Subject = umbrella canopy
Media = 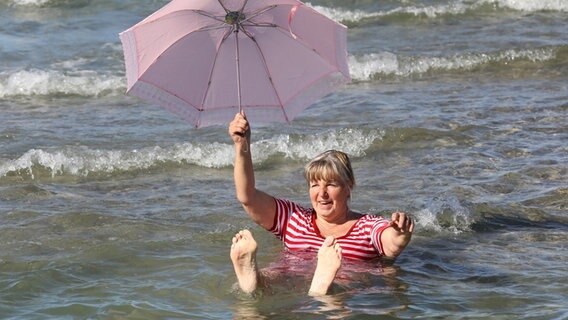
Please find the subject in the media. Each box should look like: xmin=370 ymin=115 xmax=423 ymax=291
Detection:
xmin=120 ymin=0 xmax=350 ymax=128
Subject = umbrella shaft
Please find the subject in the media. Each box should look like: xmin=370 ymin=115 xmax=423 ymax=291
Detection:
xmin=235 ymin=29 xmax=242 ymax=114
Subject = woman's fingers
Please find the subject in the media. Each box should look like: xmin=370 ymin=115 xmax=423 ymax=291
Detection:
xmin=229 ymin=113 xmax=249 ymax=138
xmin=390 ymin=211 xmax=413 ymax=233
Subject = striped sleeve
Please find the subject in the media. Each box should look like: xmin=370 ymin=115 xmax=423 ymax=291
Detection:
xmin=370 ymin=217 xmax=391 ymax=256
xmin=268 ymin=198 xmax=300 ymax=241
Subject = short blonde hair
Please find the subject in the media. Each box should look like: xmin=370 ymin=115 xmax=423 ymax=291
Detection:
xmin=304 ymin=150 xmax=355 ymax=189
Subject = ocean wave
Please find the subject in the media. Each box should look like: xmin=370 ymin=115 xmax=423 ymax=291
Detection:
xmin=311 ymin=2 xmax=471 ymax=23
xmin=414 ymin=195 xmax=475 ymax=234
xmin=0 ymin=128 xmax=383 ymax=179
xmin=4 ymin=0 xmax=92 ymax=7
xmin=0 ymin=69 xmax=124 ymax=98
xmin=310 ymin=0 xmax=567 ymax=25
xmin=1 ymin=46 xmax=557 ymax=98
xmin=7 ymin=0 xmax=566 ymax=16
xmin=348 ymin=47 xmax=558 ymax=81
xmin=5 ymin=0 xmax=51 ymax=5
xmin=491 ymin=0 xmax=568 ymax=12
xmin=412 ymin=192 xmax=568 ymax=235
xmin=0 ymin=144 xmax=230 ymax=179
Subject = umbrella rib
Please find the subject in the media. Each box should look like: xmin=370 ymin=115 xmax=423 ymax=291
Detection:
xmin=240 ymin=28 xmax=289 ymax=122
xmin=245 ymin=5 xmax=338 ymax=73
xmin=134 ymin=9 xmax=225 ymax=34
xmin=216 ymin=0 xmax=230 ymax=13
xmin=238 ymin=0 xmax=250 ymax=12
xmin=199 ymin=27 xmax=235 ymax=111
xmin=197 ymin=24 xmax=230 ymax=32
xmin=193 ymin=9 xmax=225 ymax=23
xmin=272 ymin=24 xmax=340 ymax=73
xmin=241 ymin=5 xmax=277 ymax=23
xmin=238 ymin=4 xmax=340 ymax=70
xmin=241 ymin=22 xmax=277 ymax=28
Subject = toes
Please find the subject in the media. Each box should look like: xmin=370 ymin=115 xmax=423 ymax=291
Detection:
xmin=240 ymin=229 xmax=253 ymax=238
xmin=332 ymin=243 xmax=342 ymax=259
xmin=323 ymin=236 xmax=335 ymax=247
xmin=232 ymin=230 xmax=255 ymax=246
xmin=232 ymin=231 xmax=244 ymax=245
xmin=235 ymin=229 xmax=248 ymax=239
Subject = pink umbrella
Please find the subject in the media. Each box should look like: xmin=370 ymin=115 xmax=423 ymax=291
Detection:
xmin=119 ymin=0 xmax=350 ymax=128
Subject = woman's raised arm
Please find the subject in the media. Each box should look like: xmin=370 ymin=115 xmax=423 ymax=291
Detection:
xmin=229 ymin=113 xmax=276 ymax=230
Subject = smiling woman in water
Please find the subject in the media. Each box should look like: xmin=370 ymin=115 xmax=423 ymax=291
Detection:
xmin=228 ymin=112 xmax=414 ymax=296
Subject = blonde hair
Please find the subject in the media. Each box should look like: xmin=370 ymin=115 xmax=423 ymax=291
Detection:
xmin=304 ymin=150 xmax=355 ymax=189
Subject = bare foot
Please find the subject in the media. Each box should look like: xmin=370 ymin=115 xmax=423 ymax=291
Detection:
xmin=230 ymin=229 xmax=259 ymax=294
xmin=309 ymin=236 xmax=342 ymax=296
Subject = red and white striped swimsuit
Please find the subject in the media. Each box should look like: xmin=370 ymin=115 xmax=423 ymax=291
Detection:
xmin=268 ymin=198 xmax=391 ymax=261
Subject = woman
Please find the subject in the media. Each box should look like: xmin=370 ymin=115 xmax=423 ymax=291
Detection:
xmin=228 ymin=113 xmax=414 ymax=296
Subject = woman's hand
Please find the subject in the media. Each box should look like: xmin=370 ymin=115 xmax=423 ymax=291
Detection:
xmin=382 ymin=211 xmax=414 ymax=258
xmin=228 ymin=112 xmax=250 ymax=146
xmin=389 ymin=211 xmax=414 ymax=235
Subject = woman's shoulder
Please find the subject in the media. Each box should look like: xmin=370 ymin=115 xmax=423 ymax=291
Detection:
xmin=274 ymin=197 xmax=314 ymax=216
xmin=356 ymin=212 xmax=389 ymax=226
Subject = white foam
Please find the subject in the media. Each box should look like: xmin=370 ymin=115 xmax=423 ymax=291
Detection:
xmin=414 ymin=195 xmax=474 ymax=234
xmin=389 ymin=2 xmax=471 ymax=18
xmin=0 ymin=129 xmax=383 ymax=178
xmin=253 ymin=128 xmax=384 ymax=163
xmin=0 ymin=69 xmax=124 ymax=98
xmin=489 ymin=0 xmax=568 ymax=12
xmin=309 ymin=2 xmax=470 ymax=22
xmin=8 ymin=0 xmax=51 ymax=6
xmin=309 ymin=0 xmax=567 ymax=25
xmin=348 ymin=52 xmax=400 ymax=81
xmin=6 ymin=0 xmax=89 ymax=6
xmin=348 ymin=47 xmax=557 ymax=80
xmin=307 ymin=3 xmax=378 ymax=22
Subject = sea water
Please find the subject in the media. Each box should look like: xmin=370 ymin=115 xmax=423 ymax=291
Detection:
xmin=0 ymin=0 xmax=567 ymax=318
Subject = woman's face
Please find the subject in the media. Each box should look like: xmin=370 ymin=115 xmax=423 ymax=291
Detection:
xmin=309 ymin=179 xmax=350 ymax=221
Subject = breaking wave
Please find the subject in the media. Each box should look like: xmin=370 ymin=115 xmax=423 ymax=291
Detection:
xmin=348 ymin=47 xmax=559 ymax=81
xmin=3 ymin=0 xmax=93 ymax=7
xmin=1 ymin=46 xmax=559 ymax=98
xmin=311 ymin=0 xmax=568 ymax=25
xmin=0 ymin=128 xmax=384 ymax=179
xmin=414 ymin=195 xmax=475 ymax=234
xmin=0 ymin=69 xmax=124 ymax=98
xmin=410 ymin=193 xmax=568 ymax=236
xmin=7 ymin=0 xmax=566 ymax=15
